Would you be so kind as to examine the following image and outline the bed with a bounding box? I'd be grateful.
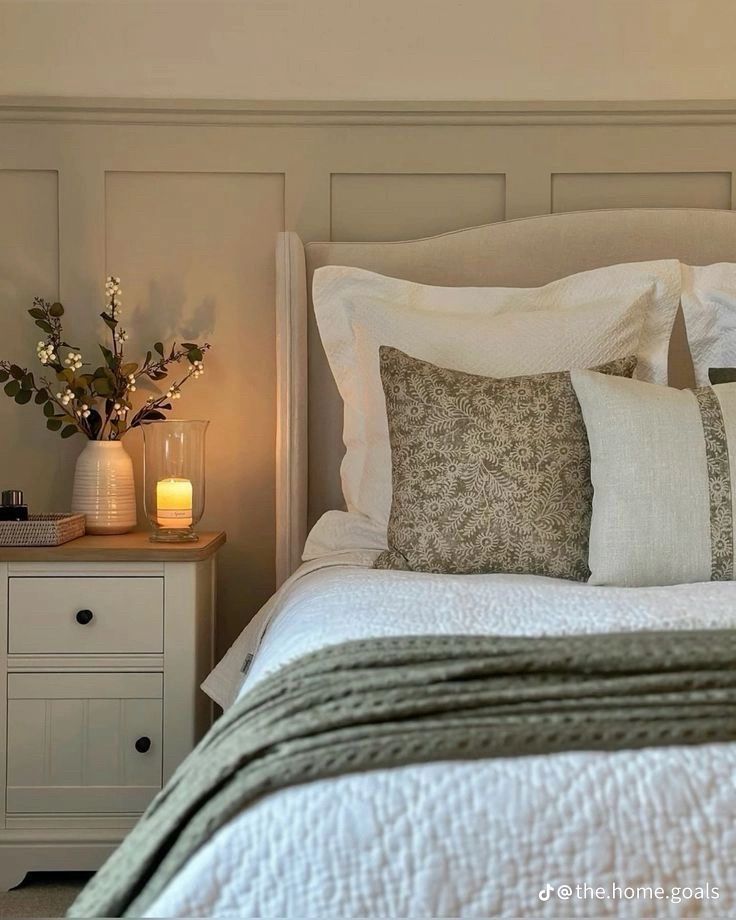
[72,210,736,919]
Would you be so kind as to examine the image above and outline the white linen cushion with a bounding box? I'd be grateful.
[312,261,681,541]
[572,370,736,587]
[681,263,736,387]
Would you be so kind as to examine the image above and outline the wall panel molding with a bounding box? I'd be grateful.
[4,97,736,126]
[2,96,736,650]
[552,171,733,214]
[330,173,506,241]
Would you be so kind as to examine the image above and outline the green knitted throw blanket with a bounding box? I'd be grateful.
[69,630,736,918]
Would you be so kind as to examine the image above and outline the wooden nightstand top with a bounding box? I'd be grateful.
[0,530,226,563]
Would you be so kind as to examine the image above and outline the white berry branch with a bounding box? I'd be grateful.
[0,278,212,441]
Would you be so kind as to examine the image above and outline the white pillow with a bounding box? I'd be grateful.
[681,263,736,387]
[312,261,682,543]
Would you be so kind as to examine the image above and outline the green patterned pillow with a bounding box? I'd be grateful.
[375,347,637,579]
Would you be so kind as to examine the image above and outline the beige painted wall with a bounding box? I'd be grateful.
[1,0,736,101]
[1,101,736,655]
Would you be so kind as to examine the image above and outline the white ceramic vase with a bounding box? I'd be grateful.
[72,441,137,535]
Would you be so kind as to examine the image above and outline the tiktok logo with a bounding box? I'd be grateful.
[539,884,554,901]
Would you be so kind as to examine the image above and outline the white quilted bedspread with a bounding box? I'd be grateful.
[146,556,736,918]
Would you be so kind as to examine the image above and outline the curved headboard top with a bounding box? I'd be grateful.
[305,208,736,287]
[276,208,736,582]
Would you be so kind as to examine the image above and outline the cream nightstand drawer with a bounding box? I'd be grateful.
[8,577,164,655]
[6,672,163,814]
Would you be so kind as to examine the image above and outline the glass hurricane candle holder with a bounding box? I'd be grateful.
[142,420,208,542]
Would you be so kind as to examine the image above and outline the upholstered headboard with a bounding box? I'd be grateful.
[275,208,736,583]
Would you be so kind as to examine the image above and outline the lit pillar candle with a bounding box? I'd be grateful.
[156,478,193,528]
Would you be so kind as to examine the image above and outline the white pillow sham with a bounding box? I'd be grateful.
[681,263,736,387]
[311,261,682,546]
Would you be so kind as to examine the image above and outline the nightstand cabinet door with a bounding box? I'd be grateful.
[6,673,163,814]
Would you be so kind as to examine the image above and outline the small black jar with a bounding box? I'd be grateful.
[0,490,29,521]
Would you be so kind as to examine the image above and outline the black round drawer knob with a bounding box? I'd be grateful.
[75,609,94,625]
[135,736,152,754]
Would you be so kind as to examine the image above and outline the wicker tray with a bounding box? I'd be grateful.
[0,513,86,547]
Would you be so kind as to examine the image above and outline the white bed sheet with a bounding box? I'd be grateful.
[150,559,736,918]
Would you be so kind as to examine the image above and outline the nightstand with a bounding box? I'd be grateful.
[0,530,225,891]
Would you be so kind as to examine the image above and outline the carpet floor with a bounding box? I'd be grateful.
[0,873,90,919]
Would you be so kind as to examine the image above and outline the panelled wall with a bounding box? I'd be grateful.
[1,99,736,652]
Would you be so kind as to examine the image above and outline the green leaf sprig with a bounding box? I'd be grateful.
[0,278,210,440]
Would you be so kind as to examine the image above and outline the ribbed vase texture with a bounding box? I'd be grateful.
[72,441,137,535]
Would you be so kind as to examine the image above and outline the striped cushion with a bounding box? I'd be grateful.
[571,370,736,587]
